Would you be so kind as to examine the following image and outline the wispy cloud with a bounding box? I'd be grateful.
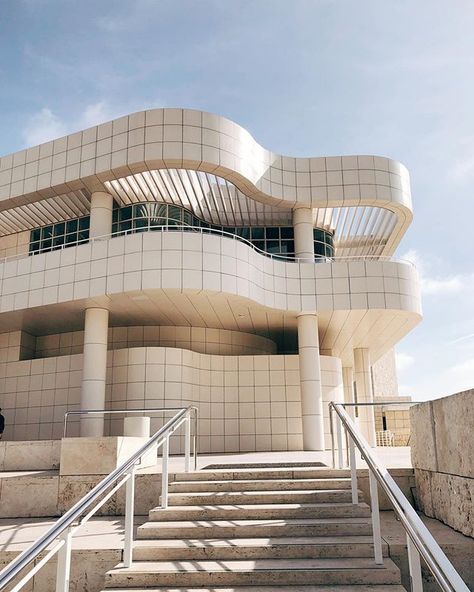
[22,108,67,146]
[22,101,125,147]
[395,352,415,372]
[402,248,471,295]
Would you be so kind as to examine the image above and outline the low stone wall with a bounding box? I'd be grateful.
[410,389,474,538]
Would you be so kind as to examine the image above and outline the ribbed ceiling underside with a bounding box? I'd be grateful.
[0,190,91,235]
[105,169,291,226]
[0,169,398,257]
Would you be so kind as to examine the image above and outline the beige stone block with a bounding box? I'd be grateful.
[430,471,474,538]
[1,440,61,471]
[0,473,59,517]
[410,401,437,471]
[59,436,157,476]
[413,468,434,516]
[58,475,118,515]
[432,390,474,478]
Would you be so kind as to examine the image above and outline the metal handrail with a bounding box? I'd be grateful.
[0,224,415,267]
[329,401,422,469]
[0,405,197,592]
[63,406,198,471]
[329,402,469,592]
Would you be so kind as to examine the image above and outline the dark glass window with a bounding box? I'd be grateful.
[29,201,334,262]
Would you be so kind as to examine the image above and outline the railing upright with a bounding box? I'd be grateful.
[407,534,423,592]
[184,415,191,473]
[161,435,169,509]
[123,465,137,568]
[348,435,359,505]
[55,527,73,592]
[368,471,383,565]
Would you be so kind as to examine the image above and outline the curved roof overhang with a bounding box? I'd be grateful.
[0,108,413,256]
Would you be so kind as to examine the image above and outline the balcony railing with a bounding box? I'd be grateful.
[0,225,416,267]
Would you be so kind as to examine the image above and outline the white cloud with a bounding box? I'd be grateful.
[22,108,67,146]
[22,101,122,147]
[395,352,415,372]
[452,155,474,182]
[402,248,469,295]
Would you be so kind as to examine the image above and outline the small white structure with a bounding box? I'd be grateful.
[0,108,421,451]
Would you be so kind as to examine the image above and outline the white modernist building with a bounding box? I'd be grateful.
[0,108,421,451]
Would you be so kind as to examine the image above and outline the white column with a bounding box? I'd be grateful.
[354,348,376,446]
[293,207,314,262]
[89,191,113,238]
[80,307,109,437]
[297,313,325,450]
[342,366,355,418]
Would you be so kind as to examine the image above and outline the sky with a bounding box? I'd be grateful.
[0,0,473,401]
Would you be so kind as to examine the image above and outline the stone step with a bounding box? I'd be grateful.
[104,587,407,592]
[132,536,388,561]
[149,502,371,521]
[172,468,351,481]
[104,558,401,587]
[136,517,373,539]
[166,489,361,505]
[168,478,352,493]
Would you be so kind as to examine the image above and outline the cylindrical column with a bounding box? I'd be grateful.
[297,313,325,450]
[124,417,150,438]
[80,307,109,437]
[293,207,314,262]
[354,348,376,446]
[89,191,113,238]
[342,366,355,418]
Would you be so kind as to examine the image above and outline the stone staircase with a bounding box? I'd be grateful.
[102,464,405,591]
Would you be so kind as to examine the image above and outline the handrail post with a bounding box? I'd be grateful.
[336,414,344,469]
[193,407,198,471]
[55,526,73,592]
[184,414,191,473]
[368,470,383,565]
[407,534,423,592]
[349,435,358,505]
[123,465,136,568]
[161,435,169,509]
[329,404,336,469]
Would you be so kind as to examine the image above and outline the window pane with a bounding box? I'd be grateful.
[266,240,280,253]
[79,217,90,230]
[66,219,78,233]
[265,227,279,239]
[251,228,264,240]
[280,227,293,239]
[31,228,41,242]
[120,206,133,221]
[65,233,77,244]
[168,206,182,222]
[41,226,53,239]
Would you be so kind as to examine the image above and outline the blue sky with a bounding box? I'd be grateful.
[0,0,473,400]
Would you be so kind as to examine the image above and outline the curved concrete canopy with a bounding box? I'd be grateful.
[0,108,412,255]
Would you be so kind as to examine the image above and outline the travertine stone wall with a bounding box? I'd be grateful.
[0,345,343,453]
[410,389,474,537]
[372,348,399,399]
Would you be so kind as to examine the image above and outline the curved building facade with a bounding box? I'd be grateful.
[0,108,422,451]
